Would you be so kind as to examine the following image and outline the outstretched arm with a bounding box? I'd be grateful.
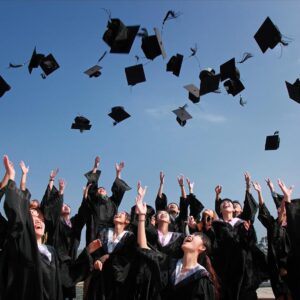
[277,179,293,203]
[136,183,149,249]
[244,172,251,193]
[178,174,186,199]
[157,171,165,199]
[19,161,29,191]
[214,185,222,218]
[49,168,59,191]
[115,161,124,179]
[92,156,100,174]
[252,182,264,206]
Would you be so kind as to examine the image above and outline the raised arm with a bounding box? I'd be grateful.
[92,156,100,174]
[49,168,59,191]
[244,172,251,193]
[265,178,284,209]
[252,182,263,206]
[155,171,167,211]
[136,183,149,249]
[115,161,124,179]
[186,178,204,220]
[214,185,222,218]
[177,174,187,199]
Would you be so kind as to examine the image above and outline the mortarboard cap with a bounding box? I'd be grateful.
[102,19,140,54]
[286,79,300,104]
[199,69,221,96]
[28,47,45,74]
[141,28,167,60]
[71,116,92,132]
[254,17,284,53]
[166,53,184,77]
[125,64,146,86]
[220,58,240,81]
[0,76,11,97]
[184,84,200,103]
[108,106,131,125]
[265,131,280,150]
[40,54,60,76]
[84,65,102,78]
[172,105,192,127]
[224,79,245,96]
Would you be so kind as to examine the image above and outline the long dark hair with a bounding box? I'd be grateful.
[195,232,221,300]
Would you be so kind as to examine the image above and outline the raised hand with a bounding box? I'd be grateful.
[215,185,222,196]
[265,178,275,193]
[278,179,294,203]
[252,181,262,193]
[186,177,194,193]
[243,220,251,231]
[160,171,165,184]
[50,168,59,180]
[137,182,147,200]
[186,216,197,229]
[135,183,147,215]
[94,156,100,168]
[3,155,15,180]
[177,174,185,187]
[87,239,102,254]
[19,161,29,174]
[244,172,251,191]
[58,179,65,195]
[116,161,125,178]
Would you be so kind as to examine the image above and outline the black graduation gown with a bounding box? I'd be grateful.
[285,199,300,299]
[40,185,86,298]
[155,193,190,233]
[87,229,136,300]
[84,170,131,246]
[258,203,291,298]
[210,219,263,300]
[0,188,8,251]
[0,180,94,300]
[137,248,215,300]
[215,192,258,223]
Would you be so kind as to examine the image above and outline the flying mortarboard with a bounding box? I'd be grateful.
[0,76,11,97]
[220,58,240,81]
[71,116,92,132]
[254,17,287,53]
[199,69,221,96]
[40,54,60,77]
[108,106,131,125]
[166,53,184,77]
[286,79,300,104]
[265,131,280,150]
[224,79,245,96]
[125,64,146,86]
[84,65,102,78]
[102,18,140,54]
[28,47,45,74]
[172,104,192,127]
[141,28,167,60]
[184,84,200,104]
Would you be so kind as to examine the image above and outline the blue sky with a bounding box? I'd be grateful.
[1,0,300,241]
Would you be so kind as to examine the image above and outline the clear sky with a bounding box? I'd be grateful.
[1,0,300,241]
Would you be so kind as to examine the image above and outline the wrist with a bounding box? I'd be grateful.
[49,178,54,182]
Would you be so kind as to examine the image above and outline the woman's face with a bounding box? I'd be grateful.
[61,204,71,215]
[114,211,128,224]
[30,209,45,239]
[220,200,234,214]
[97,187,107,196]
[181,234,206,253]
[233,203,242,215]
[156,210,170,223]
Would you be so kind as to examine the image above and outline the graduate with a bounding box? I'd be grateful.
[86,210,136,300]
[277,179,300,300]
[82,156,131,246]
[0,155,101,300]
[253,181,292,300]
[40,169,87,300]
[135,183,216,300]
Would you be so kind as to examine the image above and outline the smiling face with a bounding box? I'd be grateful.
[233,202,242,216]
[156,210,171,224]
[30,208,45,240]
[61,203,71,216]
[220,200,234,214]
[167,203,179,215]
[114,211,130,225]
[181,234,206,254]
[97,187,107,196]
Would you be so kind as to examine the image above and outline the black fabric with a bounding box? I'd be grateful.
[238,192,258,223]
[84,170,130,246]
[87,230,137,300]
[258,203,291,298]
[134,248,215,300]
[0,180,93,300]
[285,200,300,300]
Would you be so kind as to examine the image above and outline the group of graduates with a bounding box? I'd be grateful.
[0,155,300,300]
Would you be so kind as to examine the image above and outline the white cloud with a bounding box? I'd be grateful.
[145,105,174,118]
[197,113,227,123]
